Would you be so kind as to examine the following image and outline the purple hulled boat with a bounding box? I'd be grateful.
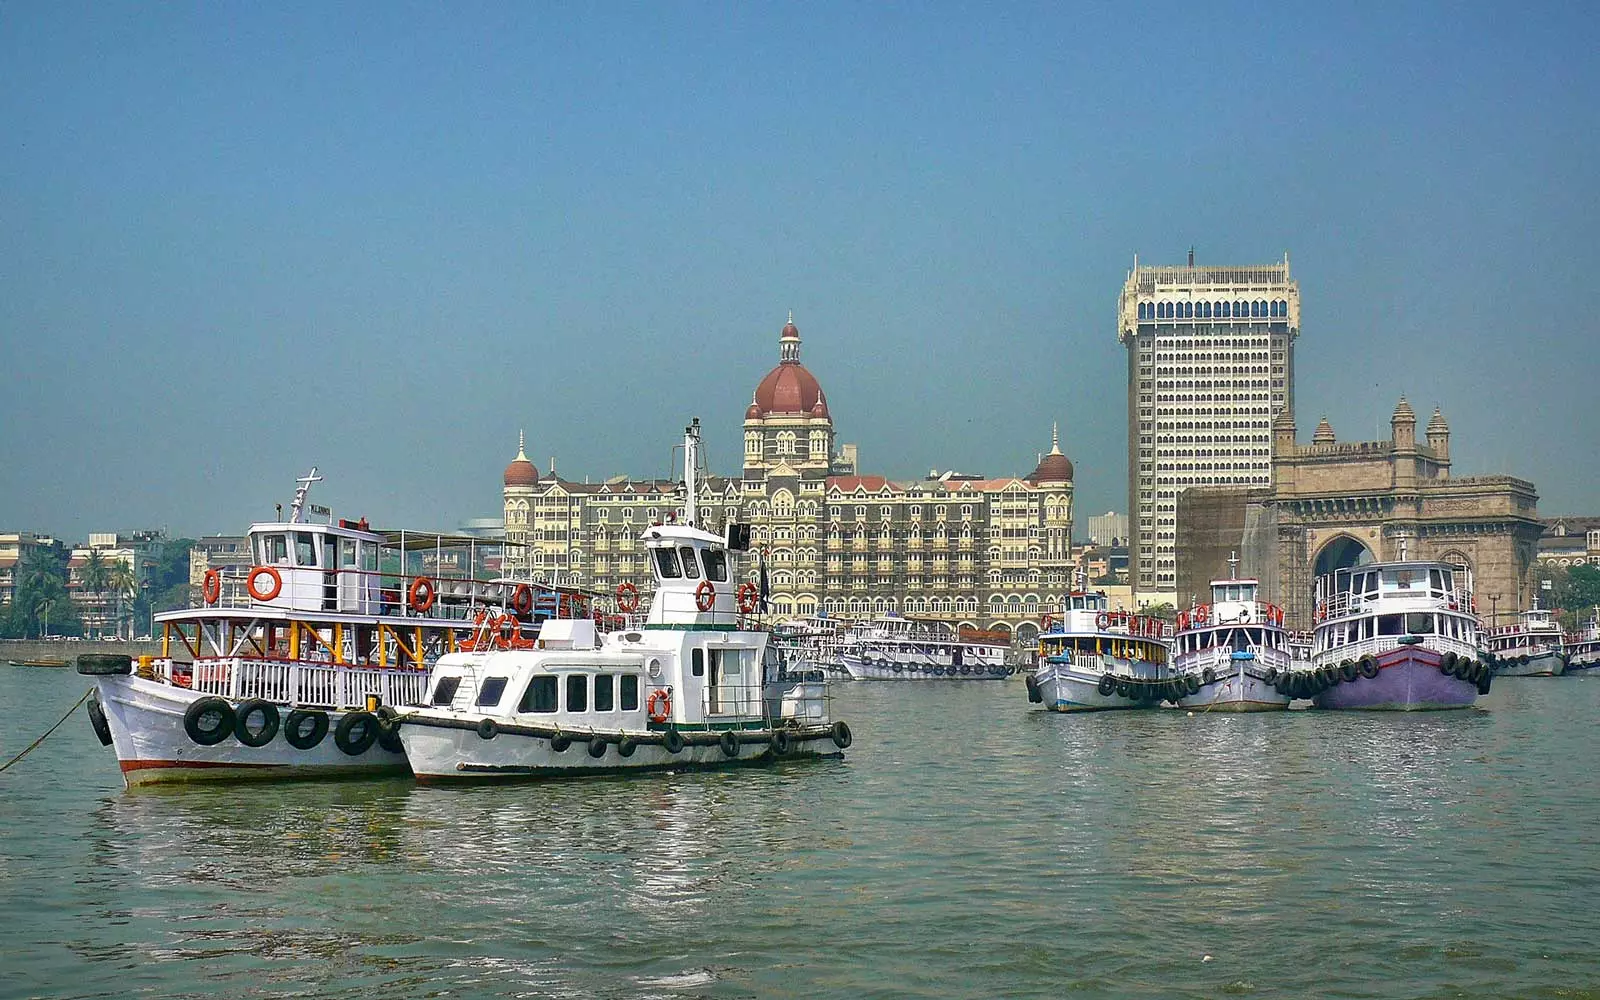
[1300,557,1490,711]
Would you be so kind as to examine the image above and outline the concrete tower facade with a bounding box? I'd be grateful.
[1118,253,1300,606]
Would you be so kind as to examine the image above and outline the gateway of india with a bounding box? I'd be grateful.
[502,316,1076,642]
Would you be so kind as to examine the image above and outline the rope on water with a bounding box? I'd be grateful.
[0,687,92,774]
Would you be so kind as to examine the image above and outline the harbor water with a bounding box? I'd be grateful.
[4,664,1599,999]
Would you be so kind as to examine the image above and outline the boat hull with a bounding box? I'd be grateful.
[1490,651,1566,677]
[1033,662,1161,712]
[1310,646,1478,711]
[400,717,843,782]
[1176,666,1290,712]
[92,674,409,787]
[841,654,1009,681]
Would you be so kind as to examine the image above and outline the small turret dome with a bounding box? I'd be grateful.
[1392,396,1416,422]
[503,433,539,487]
[1313,416,1336,444]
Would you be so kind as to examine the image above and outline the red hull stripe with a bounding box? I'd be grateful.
[120,759,281,773]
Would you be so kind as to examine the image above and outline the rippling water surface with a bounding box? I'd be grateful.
[5,666,1600,999]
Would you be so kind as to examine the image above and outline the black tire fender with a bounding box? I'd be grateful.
[233,699,280,748]
[587,735,608,758]
[1025,673,1043,703]
[1358,656,1379,679]
[661,727,684,754]
[476,718,498,741]
[184,697,235,747]
[770,729,791,755]
[87,692,113,747]
[334,711,379,756]
[550,732,571,753]
[830,720,853,749]
[283,709,329,750]
[718,729,740,758]
[1202,667,1217,685]
[617,736,638,757]
[1097,673,1116,696]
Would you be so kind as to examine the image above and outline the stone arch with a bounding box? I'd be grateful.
[1311,533,1374,607]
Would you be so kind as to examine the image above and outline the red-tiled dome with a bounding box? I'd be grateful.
[753,363,828,418]
[1026,426,1074,484]
[503,435,538,487]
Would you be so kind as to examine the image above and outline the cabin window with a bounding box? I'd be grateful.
[654,548,682,579]
[692,648,705,677]
[565,674,588,712]
[594,674,615,712]
[679,547,701,579]
[1406,613,1434,634]
[1429,569,1444,594]
[702,548,728,581]
[518,675,558,713]
[430,675,461,706]
[620,675,640,711]
[476,676,509,707]
[294,532,318,567]
[360,542,377,571]
[263,534,289,565]
[340,538,357,568]
[1377,615,1405,636]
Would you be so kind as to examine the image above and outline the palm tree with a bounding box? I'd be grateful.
[107,561,137,640]
[81,550,110,637]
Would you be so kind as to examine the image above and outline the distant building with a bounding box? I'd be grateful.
[1118,253,1300,607]
[1537,517,1600,568]
[190,535,253,606]
[0,532,56,607]
[1175,399,1541,628]
[69,531,165,636]
[502,315,1077,642]
[1085,511,1128,548]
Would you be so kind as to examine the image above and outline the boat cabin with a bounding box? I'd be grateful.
[1312,561,1480,658]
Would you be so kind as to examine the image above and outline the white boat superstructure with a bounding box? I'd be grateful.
[832,614,1010,681]
[79,469,590,786]
[1485,599,1568,676]
[1566,608,1600,673]
[399,420,852,781]
[1026,591,1173,711]
[1171,570,1292,712]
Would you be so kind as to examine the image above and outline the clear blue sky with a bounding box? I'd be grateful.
[3,2,1596,539]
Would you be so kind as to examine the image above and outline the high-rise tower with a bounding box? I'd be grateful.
[1118,253,1300,606]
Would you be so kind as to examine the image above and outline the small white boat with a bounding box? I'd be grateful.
[79,468,590,787]
[1566,608,1600,673]
[1026,590,1173,711]
[832,615,1010,681]
[1171,563,1292,712]
[1484,599,1568,676]
[398,420,852,782]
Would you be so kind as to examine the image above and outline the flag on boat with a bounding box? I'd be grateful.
[759,548,770,611]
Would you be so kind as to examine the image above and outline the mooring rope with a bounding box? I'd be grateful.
[0,687,91,774]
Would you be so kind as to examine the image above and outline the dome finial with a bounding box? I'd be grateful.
[1050,422,1061,455]
[517,429,527,460]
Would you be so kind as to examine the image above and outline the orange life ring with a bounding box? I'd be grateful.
[511,583,534,616]
[409,576,436,614]
[202,569,221,605]
[1177,611,1189,630]
[1194,604,1209,625]
[1095,611,1110,629]
[736,582,759,614]
[694,579,716,612]
[246,566,282,602]
[496,615,519,650]
[646,688,671,723]
[1315,605,1327,623]
[616,581,640,613]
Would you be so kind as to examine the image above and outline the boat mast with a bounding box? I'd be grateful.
[683,419,700,529]
[290,467,322,524]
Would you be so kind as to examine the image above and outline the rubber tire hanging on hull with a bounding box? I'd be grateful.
[283,709,329,750]
[233,699,281,748]
[662,728,685,754]
[184,697,236,747]
[1025,674,1043,703]
[770,729,791,755]
[1358,656,1380,679]
[1097,674,1116,696]
[718,730,740,758]
[334,711,379,756]
[375,706,405,753]
[76,653,132,676]
[831,720,853,749]
[87,692,113,747]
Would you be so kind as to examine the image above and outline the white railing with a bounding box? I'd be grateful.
[1319,588,1475,620]
[176,657,429,709]
[1311,634,1478,664]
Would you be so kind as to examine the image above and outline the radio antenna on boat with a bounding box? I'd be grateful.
[290,467,322,523]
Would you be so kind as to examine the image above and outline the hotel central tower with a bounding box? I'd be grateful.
[1118,254,1300,606]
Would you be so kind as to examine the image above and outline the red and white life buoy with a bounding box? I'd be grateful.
[246,566,282,602]
[646,688,671,723]
[511,583,534,616]
[616,581,640,613]
[1041,614,1054,630]
[736,582,759,614]
[694,579,716,612]
[202,569,221,605]
[1095,611,1110,629]
[1194,604,1209,625]
[409,576,436,614]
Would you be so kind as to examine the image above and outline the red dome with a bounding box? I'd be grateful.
[1028,452,1074,484]
[503,436,539,486]
[752,362,828,419]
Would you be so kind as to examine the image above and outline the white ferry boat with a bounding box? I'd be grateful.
[1566,608,1600,673]
[398,420,851,781]
[832,615,1010,680]
[1171,562,1292,712]
[1026,591,1173,711]
[1484,599,1568,676]
[1296,557,1489,710]
[77,470,589,787]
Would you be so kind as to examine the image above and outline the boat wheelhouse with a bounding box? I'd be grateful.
[1026,590,1173,712]
[1171,567,1292,712]
[398,420,851,781]
[1566,608,1600,673]
[78,469,588,786]
[831,614,1011,681]
[1484,599,1568,676]
[1299,559,1489,710]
